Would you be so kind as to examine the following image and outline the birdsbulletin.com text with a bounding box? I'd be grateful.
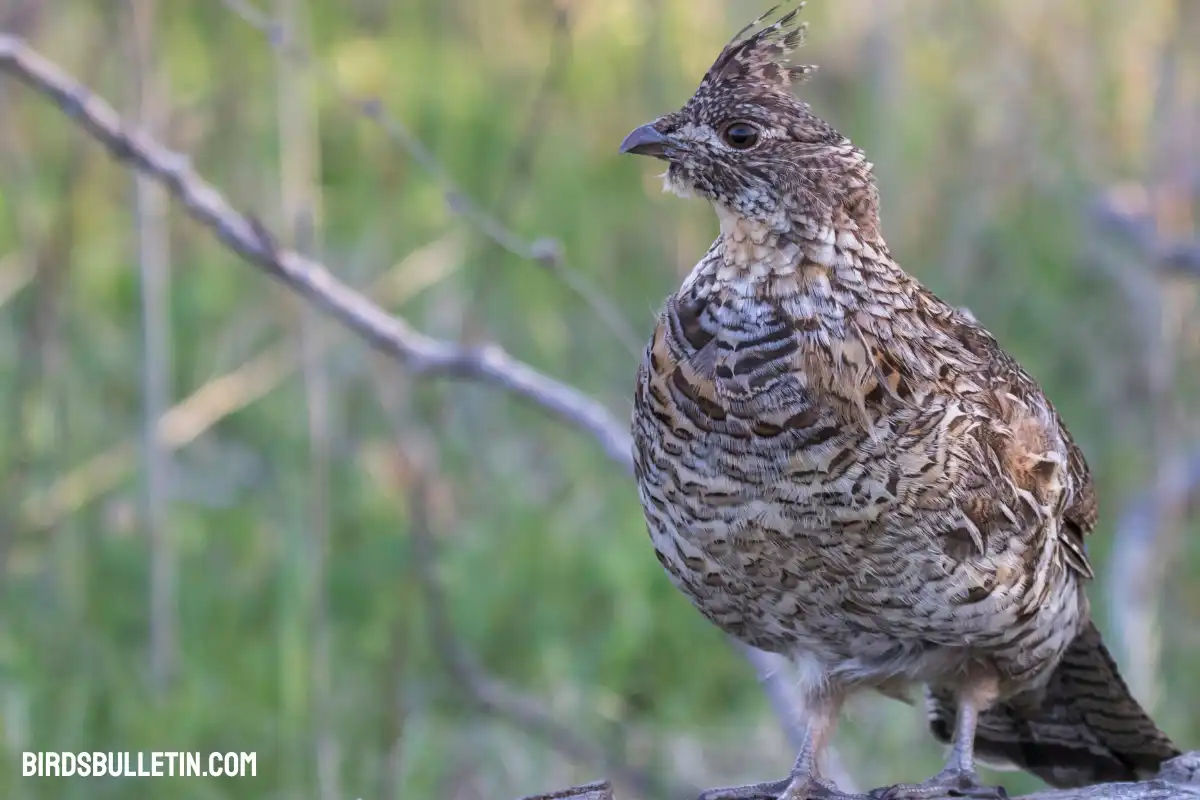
[23,751,256,778]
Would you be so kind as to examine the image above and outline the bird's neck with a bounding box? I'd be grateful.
[691,212,909,349]
[791,139,882,238]
[691,140,904,311]
[710,140,883,273]
[708,196,896,300]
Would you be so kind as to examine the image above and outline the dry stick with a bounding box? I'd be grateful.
[220,0,643,356]
[224,0,856,778]
[402,447,693,800]
[19,235,461,532]
[1092,190,1200,280]
[271,0,339,796]
[214,3,845,775]
[0,36,631,470]
[515,781,615,800]
[1107,448,1200,709]
[0,31,661,795]
[1090,188,1200,707]
[125,0,177,697]
[461,1,573,341]
[5,33,1200,800]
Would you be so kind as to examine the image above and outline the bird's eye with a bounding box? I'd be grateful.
[722,122,760,149]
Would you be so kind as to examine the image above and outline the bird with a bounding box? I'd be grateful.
[620,5,1180,800]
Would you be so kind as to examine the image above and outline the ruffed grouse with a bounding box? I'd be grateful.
[622,5,1179,799]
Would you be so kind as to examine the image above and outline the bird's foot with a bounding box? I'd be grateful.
[698,775,868,800]
[871,769,1007,800]
[697,777,790,800]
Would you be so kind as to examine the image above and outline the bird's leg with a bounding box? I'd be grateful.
[874,679,1007,800]
[699,688,868,800]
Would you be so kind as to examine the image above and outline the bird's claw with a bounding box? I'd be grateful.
[698,776,868,800]
[697,777,790,800]
[871,770,1007,800]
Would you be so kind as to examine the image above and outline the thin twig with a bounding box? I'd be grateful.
[1091,190,1200,280]
[271,0,339,795]
[516,781,614,800]
[0,34,633,470]
[400,443,693,800]
[462,1,572,340]
[125,0,177,697]
[17,234,459,532]
[0,32,858,786]
[1090,182,1200,705]
[220,0,643,355]
[1107,448,1200,703]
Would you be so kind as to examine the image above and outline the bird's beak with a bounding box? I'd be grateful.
[619,124,672,159]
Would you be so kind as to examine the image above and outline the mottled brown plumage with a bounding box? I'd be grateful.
[621,6,1178,799]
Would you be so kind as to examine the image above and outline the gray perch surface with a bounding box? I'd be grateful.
[523,753,1200,800]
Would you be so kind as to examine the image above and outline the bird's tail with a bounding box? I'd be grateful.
[926,620,1180,788]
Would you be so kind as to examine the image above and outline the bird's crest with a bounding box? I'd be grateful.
[699,3,816,94]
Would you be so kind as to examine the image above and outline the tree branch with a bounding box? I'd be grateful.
[0,29,829,793]
[516,780,614,800]
[510,755,1200,800]
[1107,448,1200,710]
[221,0,644,356]
[1089,182,1200,706]
[1091,188,1200,280]
[0,34,633,471]
[398,443,692,800]
[3,31,1198,800]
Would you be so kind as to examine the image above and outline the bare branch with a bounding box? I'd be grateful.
[516,781,614,800]
[125,0,177,698]
[270,0,340,794]
[220,0,643,355]
[0,33,633,470]
[516,755,1200,800]
[18,235,460,532]
[0,27,847,777]
[1090,182,1200,705]
[399,442,693,800]
[1091,189,1200,280]
[1107,448,1200,707]
[6,31,1196,800]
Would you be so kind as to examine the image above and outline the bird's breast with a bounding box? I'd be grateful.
[632,293,1077,676]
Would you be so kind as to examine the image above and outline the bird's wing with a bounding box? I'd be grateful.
[696,282,1097,581]
[933,301,1097,579]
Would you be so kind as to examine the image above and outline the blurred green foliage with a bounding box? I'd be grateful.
[0,0,1196,798]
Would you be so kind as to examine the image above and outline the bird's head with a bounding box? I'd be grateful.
[621,4,875,233]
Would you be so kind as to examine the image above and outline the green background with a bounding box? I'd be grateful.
[0,0,1196,798]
